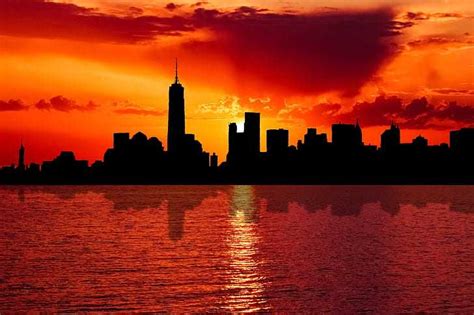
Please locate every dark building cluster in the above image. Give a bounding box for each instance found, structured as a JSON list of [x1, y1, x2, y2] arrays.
[[97, 67, 209, 181], [1, 64, 473, 184], [220, 112, 473, 182]]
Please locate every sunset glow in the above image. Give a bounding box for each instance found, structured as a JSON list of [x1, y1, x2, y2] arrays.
[[1, 0, 473, 165]]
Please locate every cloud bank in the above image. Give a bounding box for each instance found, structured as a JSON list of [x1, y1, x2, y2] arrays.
[[1, 1, 413, 97], [282, 95, 474, 130]]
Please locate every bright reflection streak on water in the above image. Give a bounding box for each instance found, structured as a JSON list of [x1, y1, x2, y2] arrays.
[[223, 185, 269, 312]]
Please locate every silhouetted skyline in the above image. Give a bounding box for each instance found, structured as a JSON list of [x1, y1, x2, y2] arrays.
[[2, 0, 473, 169], [1, 65, 473, 184]]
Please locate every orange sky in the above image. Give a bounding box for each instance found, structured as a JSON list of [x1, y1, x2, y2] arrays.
[[0, 0, 473, 166]]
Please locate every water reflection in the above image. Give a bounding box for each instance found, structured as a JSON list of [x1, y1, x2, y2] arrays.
[[10, 186, 225, 241], [1, 185, 473, 312], [224, 186, 268, 312], [254, 186, 474, 215], [6, 185, 473, 244]]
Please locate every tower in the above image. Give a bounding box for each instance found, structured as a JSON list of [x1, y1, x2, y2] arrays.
[[18, 141, 25, 171], [228, 123, 237, 155], [210, 153, 218, 169], [167, 59, 185, 154], [244, 112, 260, 156]]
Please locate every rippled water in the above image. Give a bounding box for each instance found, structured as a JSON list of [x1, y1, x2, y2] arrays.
[[0, 185, 473, 312]]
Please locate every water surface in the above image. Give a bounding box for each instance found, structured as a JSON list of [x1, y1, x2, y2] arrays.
[[0, 185, 473, 312]]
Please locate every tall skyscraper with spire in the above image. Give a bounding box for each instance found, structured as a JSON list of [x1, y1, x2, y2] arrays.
[[18, 141, 25, 171], [167, 59, 185, 154]]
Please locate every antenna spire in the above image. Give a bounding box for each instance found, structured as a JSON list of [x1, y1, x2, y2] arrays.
[[175, 58, 179, 84]]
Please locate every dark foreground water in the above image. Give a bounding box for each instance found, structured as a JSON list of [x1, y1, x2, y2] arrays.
[[0, 185, 473, 313]]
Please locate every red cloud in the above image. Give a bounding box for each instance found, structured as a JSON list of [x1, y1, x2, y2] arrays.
[[403, 11, 464, 21], [283, 95, 474, 130], [432, 88, 474, 96], [0, 99, 28, 111], [0, 0, 192, 43], [407, 35, 473, 48], [165, 3, 184, 11], [1, 1, 413, 98], [35, 96, 98, 112], [186, 7, 411, 97]]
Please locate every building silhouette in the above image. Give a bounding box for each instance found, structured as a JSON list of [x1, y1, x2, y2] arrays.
[[227, 112, 261, 168], [412, 135, 428, 148], [332, 122, 363, 150], [245, 112, 260, 157], [17, 142, 25, 172], [267, 129, 289, 157], [210, 153, 218, 169], [167, 59, 185, 155], [298, 128, 328, 153], [42, 151, 88, 180], [381, 122, 400, 152], [1, 62, 473, 184], [99, 61, 209, 181], [450, 128, 474, 158], [103, 131, 165, 177]]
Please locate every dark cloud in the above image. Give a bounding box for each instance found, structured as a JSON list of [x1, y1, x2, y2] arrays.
[[432, 12, 463, 19], [434, 101, 474, 123], [398, 101, 474, 130], [0, 99, 28, 111], [282, 95, 474, 130], [114, 108, 166, 116], [35, 96, 98, 112], [404, 11, 464, 21], [1, 1, 414, 97], [432, 88, 474, 96], [404, 12, 430, 20], [187, 7, 411, 97], [191, 2, 209, 8], [335, 95, 402, 125], [407, 36, 473, 48], [165, 3, 183, 11], [128, 7, 144, 17], [0, 0, 193, 43], [401, 97, 431, 119]]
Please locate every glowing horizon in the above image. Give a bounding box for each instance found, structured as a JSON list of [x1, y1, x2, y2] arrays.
[[1, 0, 473, 166]]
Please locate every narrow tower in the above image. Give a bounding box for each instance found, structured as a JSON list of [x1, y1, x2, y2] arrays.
[[167, 59, 185, 154], [18, 141, 25, 171]]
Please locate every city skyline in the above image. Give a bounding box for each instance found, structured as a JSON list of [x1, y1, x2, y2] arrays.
[[1, 62, 473, 167], [1, 2, 473, 313], [1, 0, 474, 166], [1, 67, 472, 184]]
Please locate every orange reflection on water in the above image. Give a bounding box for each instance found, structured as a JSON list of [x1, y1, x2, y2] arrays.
[[223, 185, 269, 312]]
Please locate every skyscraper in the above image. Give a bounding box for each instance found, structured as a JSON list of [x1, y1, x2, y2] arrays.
[[244, 112, 260, 156], [450, 128, 474, 157], [228, 123, 238, 156], [267, 129, 289, 156], [167, 59, 185, 154], [227, 112, 261, 167], [18, 142, 25, 171]]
